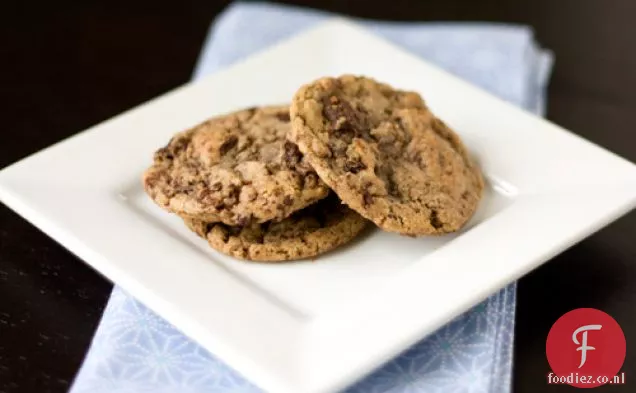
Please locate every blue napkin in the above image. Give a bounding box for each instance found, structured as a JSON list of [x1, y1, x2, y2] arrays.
[[70, 2, 553, 393]]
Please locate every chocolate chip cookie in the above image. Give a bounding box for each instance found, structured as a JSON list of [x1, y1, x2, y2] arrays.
[[143, 105, 330, 225], [289, 75, 484, 236], [184, 194, 369, 262]]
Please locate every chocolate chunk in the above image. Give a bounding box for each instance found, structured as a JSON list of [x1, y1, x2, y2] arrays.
[[210, 182, 222, 192], [220, 229, 230, 243], [276, 112, 290, 122], [219, 136, 238, 155], [283, 141, 302, 166], [322, 96, 361, 133], [343, 159, 366, 174], [387, 179, 400, 197], [229, 184, 241, 199], [283, 195, 293, 206], [363, 191, 374, 206], [375, 165, 399, 197], [429, 209, 443, 229]]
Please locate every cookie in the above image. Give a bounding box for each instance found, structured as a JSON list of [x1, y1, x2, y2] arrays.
[[143, 105, 330, 225], [289, 75, 483, 236], [184, 194, 369, 262]]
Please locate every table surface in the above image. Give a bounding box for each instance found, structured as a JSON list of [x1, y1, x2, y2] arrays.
[[2, 1, 635, 392]]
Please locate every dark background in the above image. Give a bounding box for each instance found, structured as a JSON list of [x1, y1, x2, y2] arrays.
[[1, 1, 635, 392]]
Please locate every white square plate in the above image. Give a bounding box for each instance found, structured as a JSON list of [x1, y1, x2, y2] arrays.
[[2, 19, 636, 393]]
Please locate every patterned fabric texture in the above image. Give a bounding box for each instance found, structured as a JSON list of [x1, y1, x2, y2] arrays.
[[70, 2, 553, 393]]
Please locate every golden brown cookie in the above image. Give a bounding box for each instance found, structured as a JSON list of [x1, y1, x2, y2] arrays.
[[289, 75, 483, 236], [143, 105, 330, 225], [184, 194, 369, 262]]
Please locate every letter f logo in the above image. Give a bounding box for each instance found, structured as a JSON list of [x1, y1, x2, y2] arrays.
[[546, 309, 625, 388], [573, 324, 602, 368]]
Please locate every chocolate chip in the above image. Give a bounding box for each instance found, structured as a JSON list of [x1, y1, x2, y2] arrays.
[[375, 165, 400, 198], [219, 136, 238, 155], [363, 191, 374, 206], [210, 182, 222, 191], [229, 184, 241, 198], [276, 112, 291, 122], [430, 209, 443, 229], [220, 229, 230, 242], [343, 159, 366, 174], [283, 195, 293, 206], [283, 141, 302, 166], [387, 180, 400, 198], [322, 96, 361, 133]]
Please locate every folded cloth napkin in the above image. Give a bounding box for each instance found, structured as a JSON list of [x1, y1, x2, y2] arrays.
[[70, 2, 553, 393]]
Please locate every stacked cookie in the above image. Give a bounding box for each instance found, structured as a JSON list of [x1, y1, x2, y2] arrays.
[[143, 75, 484, 262]]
